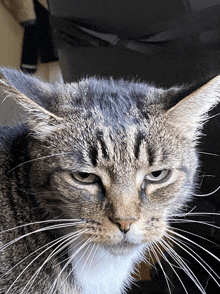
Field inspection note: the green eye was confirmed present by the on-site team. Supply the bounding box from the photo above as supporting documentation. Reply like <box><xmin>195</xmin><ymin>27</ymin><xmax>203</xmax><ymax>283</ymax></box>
<box><xmin>72</xmin><ymin>172</ymin><xmax>99</xmax><ymax>184</ymax></box>
<box><xmin>145</xmin><ymin>170</ymin><xmax>170</xmax><ymax>182</ymax></box>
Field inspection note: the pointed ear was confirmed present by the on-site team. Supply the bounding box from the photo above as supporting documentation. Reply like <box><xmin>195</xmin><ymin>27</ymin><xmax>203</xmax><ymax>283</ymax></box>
<box><xmin>165</xmin><ymin>76</ymin><xmax>220</xmax><ymax>140</ymax></box>
<box><xmin>0</xmin><ymin>68</ymin><xmax>63</xmax><ymax>137</ymax></box>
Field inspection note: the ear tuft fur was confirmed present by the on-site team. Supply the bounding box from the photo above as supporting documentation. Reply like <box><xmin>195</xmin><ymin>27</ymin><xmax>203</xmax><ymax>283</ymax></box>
<box><xmin>165</xmin><ymin>75</ymin><xmax>220</xmax><ymax>140</ymax></box>
<box><xmin>0</xmin><ymin>68</ymin><xmax>63</xmax><ymax>138</ymax></box>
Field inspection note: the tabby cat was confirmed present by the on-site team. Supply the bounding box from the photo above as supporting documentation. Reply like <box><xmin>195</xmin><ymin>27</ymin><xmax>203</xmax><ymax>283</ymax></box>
<box><xmin>0</xmin><ymin>68</ymin><xmax>219</xmax><ymax>294</ymax></box>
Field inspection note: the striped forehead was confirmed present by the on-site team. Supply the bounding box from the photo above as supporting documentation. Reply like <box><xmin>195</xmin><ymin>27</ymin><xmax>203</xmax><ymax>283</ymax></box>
<box><xmin>86</xmin><ymin>127</ymin><xmax>159</xmax><ymax>168</ymax></box>
<box><xmin>71</xmin><ymin>101</ymin><xmax>171</xmax><ymax>169</ymax></box>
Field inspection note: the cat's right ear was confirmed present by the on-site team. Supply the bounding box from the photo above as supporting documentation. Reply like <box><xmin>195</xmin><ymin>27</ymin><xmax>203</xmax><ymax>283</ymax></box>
<box><xmin>0</xmin><ymin>68</ymin><xmax>63</xmax><ymax>137</ymax></box>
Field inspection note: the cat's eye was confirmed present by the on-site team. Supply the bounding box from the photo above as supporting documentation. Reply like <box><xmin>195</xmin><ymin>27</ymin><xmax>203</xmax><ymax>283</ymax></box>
<box><xmin>145</xmin><ymin>170</ymin><xmax>170</xmax><ymax>182</ymax></box>
<box><xmin>71</xmin><ymin>172</ymin><xmax>99</xmax><ymax>184</ymax></box>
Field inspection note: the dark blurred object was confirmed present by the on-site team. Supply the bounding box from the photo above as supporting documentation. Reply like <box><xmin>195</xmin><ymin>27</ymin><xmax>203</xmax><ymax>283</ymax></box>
<box><xmin>47</xmin><ymin>0</ymin><xmax>220</xmax><ymax>86</ymax></box>
<box><xmin>20</xmin><ymin>0</ymin><xmax>58</xmax><ymax>73</ymax></box>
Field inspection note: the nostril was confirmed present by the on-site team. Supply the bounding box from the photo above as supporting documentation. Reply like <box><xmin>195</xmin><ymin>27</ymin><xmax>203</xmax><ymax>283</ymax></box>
<box><xmin>109</xmin><ymin>217</ymin><xmax>135</xmax><ymax>234</ymax></box>
<box><xmin>116</xmin><ymin>220</ymin><xmax>134</xmax><ymax>233</ymax></box>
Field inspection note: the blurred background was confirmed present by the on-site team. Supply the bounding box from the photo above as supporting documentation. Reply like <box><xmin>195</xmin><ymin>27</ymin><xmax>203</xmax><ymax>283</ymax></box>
<box><xmin>0</xmin><ymin>0</ymin><xmax>62</xmax><ymax>126</ymax></box>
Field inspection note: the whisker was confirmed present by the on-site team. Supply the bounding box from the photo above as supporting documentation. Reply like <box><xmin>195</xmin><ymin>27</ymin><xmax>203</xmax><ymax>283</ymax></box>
<box><xmin>204</xmin><ymin>274</ymin><xmax>211</xmax><ymax>291</ymax></box>
<box><xmin>154</xmin><ymin>241</ymin><xmax>189</xmax><ymax>294</ymax></box>
<box><xmin>77</xmin><ymin>241</ymin><xmax>96</xmax><ymax>279</ymax></box>
<box><xmin>79</xmin><ymin>241</ymin><xmax>96</xmax><ymax>276</ymax></box>
<box><xmin>165</xmin><ymin>232</ymin><xmax>220</xmax><ymax>287</ymax></box>
<box><xmin>168</xmin><ymin>218</ymin><xmax>220</xmax><ymax>232</ymax></box>
<box><xmin>141</xmin><ymin>246</ymin><xmax>154</xmax><ymax>269</ymax></box>
<box><xmin>169</xmin><ymin>226</ymin><xmax>220</xmax><ymax>248</ymax></box>
<box><xmin>87</xmin><ymin>242</ymin><xmax>100</xmax><ymax>271</ymax></box>
<box><xmin>160</xmin><ymin>238</ymin><xmax>206</xmax><ymax>293</ymax></box>
<box><xmin>0</xmin><ymin>231</ymin><xmax>73</xmax><ymax>282</ymax></box>
<box><xmin>172</xmin><ymin>212</ymin><xmax>220</xmax><ymax>217</ymax></box>
<box><xmin>198</xmin><ymin>151</ymin><xmax>220</xmax><ymax>157</ymax></box>
<box><xmin>206</xmin><ymin>112</ymin><xmax>220</xmax><ymax>120</ymax></box>
<box><xmin>0</xmin><ymin>222</ymin><xmax>83</xmax><ymax>252</ymax></box>
<box><xmin>8</xmin><ymin>152</ymin><xmax>72</xmax><ymax>172</ymax></box>
<box><xmin>0</xmin><ymin>219</ymin><xmax>83</xmax><ymax>234</ymax></box>
<box><xmin>166</xmin><ymin>228</ymin><xmax>220</xmax><ymax>263</ymax></box>
<box><xmin>149</xmin><ymin>243</ymin><xmax>173</xmax><ymax>294</ymax></box>
<box><xmin>192</xmin><ymin>185</ymin><xmax>220</xmax><ymax>197</ymax></box>
<box><xmin>5</xmin><ymin>229</ymin><xmax>88</xmax><ymax>294</ymax></box>
<box><xmin>47</xmin><ymin>237</ymin><xmax>89</xmax><ymax>294</ymax></box>
<box><xmin>20</xmin><ymin>230</ymin><xmax>89</xmax><ymax>294</ymax></box>
<box><xmin>91</xmin><ymin>242</ymin><xmax>111</xmax><ymax>270</ymax></box>
<box><xmin>49</xmin><ymin>236</ymin><xmax>96</xmax><ymax>294</ymax></box>
<box><xmin>200</xmin><ymin>174</ymin><xmax>216</xmax><ymax>178</ymax></box>
<box><xmin>67</xmin><ymin>236</ymin><xmax>96</xmax><ymax>273</ymax></box>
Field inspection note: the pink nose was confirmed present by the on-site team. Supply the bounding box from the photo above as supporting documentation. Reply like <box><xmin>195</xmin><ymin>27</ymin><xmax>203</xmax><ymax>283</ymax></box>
<box><xmin>115</xmin><ymin>219</ymin><xmax>135</xmax><ymax>233</ymax></box>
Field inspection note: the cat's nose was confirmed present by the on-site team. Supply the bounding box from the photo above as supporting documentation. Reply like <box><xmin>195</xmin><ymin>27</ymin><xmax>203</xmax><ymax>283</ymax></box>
<box><xmin>110</xmin><ymin>218</ymin><xmax>136</xmax><ymax>233</ymax></box>
<box><xmin>117</xmin><ymin>220</ymin><xmax>134</xmax><ymax>233</ymax></box>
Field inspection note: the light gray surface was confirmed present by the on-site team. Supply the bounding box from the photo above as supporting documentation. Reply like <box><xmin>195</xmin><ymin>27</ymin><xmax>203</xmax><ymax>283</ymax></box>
<box><xmin>0</xmin><ymin>88</ymin><xmax>25</xmax><ymax>126</ymax></box>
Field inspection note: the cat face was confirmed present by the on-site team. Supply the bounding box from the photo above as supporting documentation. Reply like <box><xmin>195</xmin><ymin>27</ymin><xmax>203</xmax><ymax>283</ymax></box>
<box><xmin>0</xmin><ymin>69</ymin><xmax>219</xmax><ymax>258</ymax></box>
<box><xmin>35</xmin><ymin>108</ymin><xmax>195</xmax><ymax>255</ymax></box>
<box><xmin>1</xmin><ymin>69</ymin><xmax>219</xmax><ymax>258</ymax></box>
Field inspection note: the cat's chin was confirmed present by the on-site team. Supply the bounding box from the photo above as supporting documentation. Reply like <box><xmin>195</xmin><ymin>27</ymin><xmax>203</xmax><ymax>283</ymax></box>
<box><xmin>103</xmin><ymin>240</ymin><xmax>142</xmax><ymax>256</ymax></box>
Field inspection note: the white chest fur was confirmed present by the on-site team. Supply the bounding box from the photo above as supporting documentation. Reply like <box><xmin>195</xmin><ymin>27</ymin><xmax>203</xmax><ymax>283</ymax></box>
<box><xmin>70</xmin><ymin>243</ymin><xmax>145</xmax><ymax>294</ymax></box>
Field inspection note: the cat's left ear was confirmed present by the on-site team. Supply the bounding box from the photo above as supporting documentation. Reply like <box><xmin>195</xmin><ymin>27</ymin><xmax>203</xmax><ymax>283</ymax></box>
<box><xmin>0</xmin><ymin>68</ymin><xmax>63</xmax><ymax>137</ymax></box>
<box><xmin>165</xmin><ymin>76</ymin><xmax>220</xmax><ymax>140</ymax></box>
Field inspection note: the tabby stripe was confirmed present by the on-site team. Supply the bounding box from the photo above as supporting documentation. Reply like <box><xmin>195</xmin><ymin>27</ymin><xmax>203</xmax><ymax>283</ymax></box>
<box><xmin>96</xmin><ymin>131</ymin><xmax>109</xmax><ymax>159</ymax></box>
<box><xmin>147</xmin><ymin>145</ymin><xmax>156</xmax><ymax>166</ymax></box>
<box><xmin>89</xmin><ymin>146</ymin><xmax>98</xmax><ymax>167</ymax></box>
<box><xmin>134</xmin><ymin>131</ymin><xmax>145</xmax><ymax>159</ymax></box>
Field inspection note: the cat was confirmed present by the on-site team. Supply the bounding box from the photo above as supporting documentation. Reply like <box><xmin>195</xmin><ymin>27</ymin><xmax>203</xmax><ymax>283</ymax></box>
<box><xmin>0</xmin><ymin>68</ymin><xmax>219</xmax><ymax>294</ymax></box>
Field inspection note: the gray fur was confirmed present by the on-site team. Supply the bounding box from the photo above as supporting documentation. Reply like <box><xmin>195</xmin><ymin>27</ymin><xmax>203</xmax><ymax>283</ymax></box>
<box><xmin>0</xmin><ymin>68</ymin><xmax>219</xmax><ymax>294</ymax></box>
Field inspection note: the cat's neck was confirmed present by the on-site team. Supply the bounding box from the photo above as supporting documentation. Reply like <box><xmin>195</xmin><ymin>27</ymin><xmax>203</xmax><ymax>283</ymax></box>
<box><xmin>70</xmin><ymin>242</ymin><xmax>145</xmax><ymax>294</ymax></box>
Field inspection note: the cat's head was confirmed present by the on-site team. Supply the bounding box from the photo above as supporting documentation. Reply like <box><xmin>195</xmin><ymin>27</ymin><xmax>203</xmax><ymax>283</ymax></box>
<box><xmin>0</xmin><ymin>68</ymin><xmax>219</xmax><ymax>255</ymax></box>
